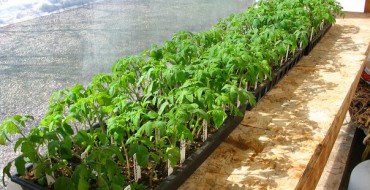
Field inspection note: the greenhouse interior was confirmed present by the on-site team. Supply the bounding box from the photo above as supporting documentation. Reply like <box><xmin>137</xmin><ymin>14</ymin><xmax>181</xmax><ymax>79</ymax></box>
<box><xmin>0</xmin><ymin>0</ymin><xmax>369</xmax><ymax>189</ymax></box>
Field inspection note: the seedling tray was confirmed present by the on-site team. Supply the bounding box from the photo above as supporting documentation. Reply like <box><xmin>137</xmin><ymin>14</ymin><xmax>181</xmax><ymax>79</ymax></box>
<box><xmin>156</xmin><ymin>104</ymin><xmax>248</xmax><ymax>190</ymax></box>
<box><xmin>157</xmin><ymin>48</ymin><xmax>305</xmax><ymax>189</ymax></box>
<box><xmin>258</xmin><ymin>48</ymin><xmax>304</xmax><ymax>99</ymax></box>
<box><xmin>9</xmin><ymin>34</ymin><xmax>323</xmax><ymax>190</ymax></box>
<box><xmin>10</xmin><ymin>105</ymin><xmax>248</xmax><ymax>190</ymax></box>
<box><xmin>304</xmin><ymin>23</ymin><xmax>332</xmax><ymax>55</ymax></box>
<box><xmin>11</xmin><ymin>172</ymin><xmax>44</xmax><ymax>190</ymax></box>
<box><xmin>10</xmin><ymin>48</ymin><xmax>307</xmax><ymax>190</ymax></box>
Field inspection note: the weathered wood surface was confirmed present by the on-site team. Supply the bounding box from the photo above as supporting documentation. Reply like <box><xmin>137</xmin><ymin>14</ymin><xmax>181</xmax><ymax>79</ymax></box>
<box><xmin>365</xmin><ymin>0</ymin><xmax>370</xmax><ymax>13</ymax></box>
<box><xmin>316</xmin><ymin>112</ymin><xmax>354</xmax><ymax>190</ymax></box>
<box><xmin>179</xmin><ymin>12</ymin><xmax>370</xmax><ymax>190</ymax></box>
<box><xmin>296</xmin><ymin>45</ymin><xmax>369</xmax><ymax>190</ymax></box>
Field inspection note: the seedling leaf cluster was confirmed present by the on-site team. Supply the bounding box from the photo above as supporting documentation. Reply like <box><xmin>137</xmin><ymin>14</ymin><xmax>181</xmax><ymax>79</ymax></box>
<box><xmin>0</xmin><ymin>0</ymin><xmax>342</xmax><ymax>189</ymax></box>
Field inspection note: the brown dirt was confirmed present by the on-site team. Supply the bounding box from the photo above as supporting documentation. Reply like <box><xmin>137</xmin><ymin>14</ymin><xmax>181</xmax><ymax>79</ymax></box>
<box><xmin>350</xmin><ymin>80</ymin><xmax>370</xmax><ymax>129</ymax></box>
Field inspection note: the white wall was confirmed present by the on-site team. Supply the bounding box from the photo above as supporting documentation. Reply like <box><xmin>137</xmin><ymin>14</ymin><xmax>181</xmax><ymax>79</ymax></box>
<box><xmin>337</xmin><ymin>0</ymin><xmax>365</xmax><ymax>12</ymax></box>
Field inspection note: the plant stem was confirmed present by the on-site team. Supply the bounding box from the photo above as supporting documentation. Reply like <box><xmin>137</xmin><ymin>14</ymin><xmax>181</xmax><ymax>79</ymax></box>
<box><xmin>87</xmin><ymin>119</ymin><xmax>94</xmax><ymax>133</ymax></box>
<box><xmin>149</xmin><ymin>165</ymin><xmax>154</xmax><ymax>188</ymax></box>
<box><xmin>122</xmin><ymin>140</ymin><xmax>131</xmax><ymax>180</ymax></box>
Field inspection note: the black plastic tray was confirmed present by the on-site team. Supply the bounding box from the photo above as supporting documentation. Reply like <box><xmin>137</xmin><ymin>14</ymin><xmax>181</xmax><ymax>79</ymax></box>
<box><xmin>11</xmin><ymin>172</ymin><xmax>45</xmax><ymax>190</ymax></box>
<box><xmin>156</xmin><ymin>104</ymin><xmax>248</xmax><ymax>190</ymax></box>
<box><xmin>11</xmin><ymin>105</ymin><xmax>249</xmax><ymax>190</ymax></box>
<box><xmin>304</xmin><ymin>23</ymin><xmax>332</xmax><ymax>55</ymax></box>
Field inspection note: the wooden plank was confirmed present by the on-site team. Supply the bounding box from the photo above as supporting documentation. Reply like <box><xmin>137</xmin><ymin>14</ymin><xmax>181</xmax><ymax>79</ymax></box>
<box><xmin>295</xmin><ymin>45</ymin><xmax>370</xmax><ymax>190</ymax></box>
<box><xmin>365</xmin><ymin>0</ymin><xmax>370</xmax><ymax>13</ymax></box>
<box><xmin>180</xmin><ymin>13</ymin><xmax>370</xmax><ymax>190</ymax></box>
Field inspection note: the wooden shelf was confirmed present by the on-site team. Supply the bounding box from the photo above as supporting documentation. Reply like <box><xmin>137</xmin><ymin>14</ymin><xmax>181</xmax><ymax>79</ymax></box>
<box><xmin>179</xmin><ymin>12</ymin><xmax>370</xmax><ymax>190</ymax></box>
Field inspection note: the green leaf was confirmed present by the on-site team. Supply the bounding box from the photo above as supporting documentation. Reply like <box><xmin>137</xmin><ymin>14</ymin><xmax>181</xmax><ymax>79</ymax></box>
<box><xmin>34</xmin><ymin>162</ymin><xmax>48</xmax><ymax>178</ymax></box>
<box><xmin>54</xmin><ymin>176</ymin><xmax>76</xmax><ymax>190</ymax></box>
<box><xmin>153</xmin><ymin>121</ymin><xmax>166</xmax><ymax>135</ymax></box>
<box><xmin>110</xmin><ymin>145</ymin><xmax>125</xmax><ymax>164</ymax></box>
<box><xmin>97</xmin><ymin>133</ymin><xmax>108</xmax><ymax>145</ymax></box>
<box><xmin>158</xmin><ymin>101</ymin><xmax>169</xmax><ymax>115</ymax></box>
<box><xmin>74</xmin><ymin>130</ymin><xmax>93</xmax><ymax>147</ymax></box>
<box><xmin>37</xmin><ymin>176</ymin><xmax>46</xmax><ymax>187</ymax></box>
<box><xmin>174</xmin><ymin>108</ymin><xmax>188</xmax><ymax>122</ymax></box>
<box><xmin>21</xmin><ymin>142</ymin><xmax>38</xmax><ymax>161</ymax></box>
<box><xmin>111</xmin><ymin>183</ymin><xmax>124</xmax><ymax>190</ymax></box>
<box><xmin>78</xmin><ymin>178</ymin><xmax>90</xmax><ymax>190</ymax></box>
<box><xmin>137</xmin><ymin>145</ymin><xmax>149</xmax><ymax>167</ymax></box>
<box><xmin>106</xmin><ymin>159</ymin><xmax>119</xmax><ymax>180</ymax></box>
<box><xmin>60</xmin><ymin>140</ymin><xmax>72</xmax><ymax>160</ymax></box>
<box><xmin>47</xmin><ymin>140</ymin><xmax>59</xmax><ymax>155</ymax></box>
<box><xmin>109</xmin><ymin>83</ymin><xmax>117</xmax><ymax>97</ymax></box>
<box><xmin>166</xmin><ymin>147</ymin><xmax>180</xmax><ymax>167</ymax></box>
<box><xmin>63</xmin><ymin>123</ymin><xmax>74</xmax><ymax>135</ymax></box>
<box><xmin>2</xmin><ymin>162</ymin><xmax>11</xmax><ymax>186</ymax></box>
<box><xmin>229</xmin><ymin>86</ymin><xmax>238</xmax><ymax>102</ymax></box>
<box><xmin>211</xmin><ymin>109</ymin><xmax>227</xmax><ymax>128</ymax></box>
<box><xmin>150</xmin><ymin>49</ymin><xmax>163</xmax><ymax>60</ymax></box>
<box><xmin>111</xmin><ymin>174</ymin><xmax>126</xmax><ymax>190</ymax></box>
<box><xmin>129</xmin><ymin>142</ymin><xmax>138</xmax><ymax>156</ymax></box>
<box><xmin>196</xmin><ymin>87</ymin><xmax>205</xmax><ymax>99</ymax></box>
<box><xmin>4</xmin><ymin>122</ymin><xmax>20</xmax><ymax>134</ymax></box>
<box><xmin>178</xmin><ymin>125</ymin><xmax>193</xmax><ymax>141</ymax></box>
<box><xmin>142</xmin><ymin>122</ymin><xmax>153</xmax><ymax>136</ymax></box>
<box><xmin>15</xmin><ymin>156</ymin><xmax>26</xmax><ymax>176</ymax></box>
<box><xmin>238</xmin><ymin>90</ymin><xmax>248</xmax><ymax>105</ymax></box>
<box><xmin>133</xmin><ymin>111</ymin><xmax>141</xmax><ymax>128</ymax></box>
<box><xmin>185</xmin><ymin>94</ymin><xmax>194</xmax><ymax>103</ymax></box>
<box><xmin>147</xmin><ymin>111</ymin><xmax>158</xmax><ymax>119</ymax></box>
<box><xmin>0</xmin><ymin>135</ymin><xmax>5</xmax><ymax>145</ymax></box>
<box><xmin>102</xmin><ymin>105</ymin><xmax>114</xmax><ymax>115</ymax></box>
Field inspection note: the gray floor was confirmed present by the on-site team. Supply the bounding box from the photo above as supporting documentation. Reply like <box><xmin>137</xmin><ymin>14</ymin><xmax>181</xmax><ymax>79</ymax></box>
<box><xmin>0</xmin><ymin>0</ymin><xmax>253</xmax><ymax>188</ymax></box>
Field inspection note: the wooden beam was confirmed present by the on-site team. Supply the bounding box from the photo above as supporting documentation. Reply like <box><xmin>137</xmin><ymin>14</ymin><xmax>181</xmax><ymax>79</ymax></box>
<box><xmin>365</xmin><ymin>0</ymin><xmax>370</xmax><ymax>13</ymax></box>
<box><xmin>295</xmin><ymin>45</ymin><xmax>370</xmax><ymax>190</ymax></box>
